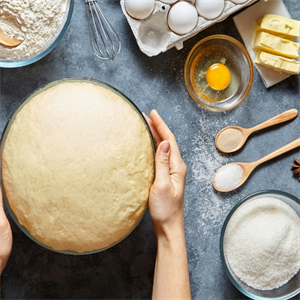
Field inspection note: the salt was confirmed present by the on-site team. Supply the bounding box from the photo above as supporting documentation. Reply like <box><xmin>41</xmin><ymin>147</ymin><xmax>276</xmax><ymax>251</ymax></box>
<box><xmin>225</xmin><ymin>197</ymin><xmax>300</xmax><ymax>290</ymax></box>
<box><xmin>214</xmin><ymin>163</ymin><xmax>243</xmax><ymax>190</ymax></box>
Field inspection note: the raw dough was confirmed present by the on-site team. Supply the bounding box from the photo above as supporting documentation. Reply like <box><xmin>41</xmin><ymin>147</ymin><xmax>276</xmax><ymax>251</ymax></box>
<box><xmin>2</xmin><ymin>81</ymin><xmax>154</xmax><ymax>253</ymax></box>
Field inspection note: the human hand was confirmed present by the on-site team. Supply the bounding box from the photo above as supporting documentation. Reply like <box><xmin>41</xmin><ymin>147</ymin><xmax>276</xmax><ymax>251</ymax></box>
<box><xmin>0</xmin><ymin>188</ymin><xmax>12</xmax><ymax>275</ymax></box>
<box><xmin>143</xmin><ymin>110</ymin><xmax>187</xmax><ymax>239</ymax></box>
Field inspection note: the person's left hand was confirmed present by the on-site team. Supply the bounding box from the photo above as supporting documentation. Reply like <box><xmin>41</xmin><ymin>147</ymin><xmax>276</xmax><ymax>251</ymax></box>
<box><xmin>0</xmin><ymin>189</ymin><xmax>12</xmax><ymax>275</ymax></box>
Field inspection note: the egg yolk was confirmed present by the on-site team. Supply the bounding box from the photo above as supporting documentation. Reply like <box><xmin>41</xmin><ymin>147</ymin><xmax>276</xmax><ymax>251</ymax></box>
<box><xmin>206</xmin><ymin>63</ymin><xmax>231</xmax><ymax>90</ymax></box>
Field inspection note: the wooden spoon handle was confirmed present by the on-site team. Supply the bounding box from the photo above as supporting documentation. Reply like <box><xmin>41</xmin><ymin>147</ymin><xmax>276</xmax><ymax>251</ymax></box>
<box><xmin>250</xmin><ymin>109</ymin><xmax>298</xmax><ymax>133</ymax></box>
<box><xmin>254</xmin><ymin>137</ymin><xmax>300</xmax><ymax>167</ymax></box>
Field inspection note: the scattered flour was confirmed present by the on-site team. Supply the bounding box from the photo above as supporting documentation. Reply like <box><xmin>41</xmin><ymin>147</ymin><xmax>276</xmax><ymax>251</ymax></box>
<box><xmin>0</xmin><ymin>0</ymin><xmax>67</xmax><ymax>59</ymax></box>
<box><xmin>179</xmin><ymin>103</ymin><xmax>236</xmax><ymax>251</ymax></box>
<box><xmin>225</xmin><ymin>197</ymin><xmax>300</xmax><ymax>290</ymax></box>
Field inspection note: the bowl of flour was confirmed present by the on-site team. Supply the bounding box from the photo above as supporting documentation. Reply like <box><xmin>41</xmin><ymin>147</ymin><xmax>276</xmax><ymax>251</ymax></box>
<box><xmin>220</xmin><ymin>190</ymin><xmax>300</xmax><ymax>300</ymax></box>
<box><xmin>0</xmin><ymin>0</ymin><xmax>74</xmax><ymax>68</ymax></box>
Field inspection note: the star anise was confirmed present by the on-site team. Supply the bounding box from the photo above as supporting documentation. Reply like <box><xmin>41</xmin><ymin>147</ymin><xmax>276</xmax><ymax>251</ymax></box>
<box><xmin>291</xmin><ymin>157</ymin><xmax>300</xmax><ymax>181</ymax></box>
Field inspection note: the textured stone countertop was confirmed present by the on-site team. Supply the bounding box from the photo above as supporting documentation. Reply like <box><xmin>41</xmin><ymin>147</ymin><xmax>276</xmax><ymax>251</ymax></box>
<box><xmin>0</xmin><ymin>0</ymin><xmax>299</xmax><ymax>299</ymax></box>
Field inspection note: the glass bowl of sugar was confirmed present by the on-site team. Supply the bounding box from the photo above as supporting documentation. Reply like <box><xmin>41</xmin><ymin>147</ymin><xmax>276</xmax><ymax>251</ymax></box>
<box><xmin>220</xmin><ymin>190</ymin><xmax>300</xmax><ymax>300</ymax></box>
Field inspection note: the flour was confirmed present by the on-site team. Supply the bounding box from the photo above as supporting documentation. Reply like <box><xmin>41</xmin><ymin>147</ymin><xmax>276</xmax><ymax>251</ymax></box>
<box><xmin>225</xmin><ymin>197</ymin><xmax>300</xmax><ymax>290</ymax></box>
<box><xmin>0</xmin><ymin>0</ymin><xmax>67</xmax><ymax>59</ymax></box>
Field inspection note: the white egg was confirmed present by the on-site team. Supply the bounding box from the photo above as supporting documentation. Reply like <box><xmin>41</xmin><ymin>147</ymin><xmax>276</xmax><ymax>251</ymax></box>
<box><xmin>125</xmin><ymin>0</ymin><xmax>156</xmax><ymax>20</ymax></box>
<box><xmin>230</xmin><ymin>0</ymin><xmax>248</xmax><ymax>3</ymax></box>
<box><xmin>196</xmin><ymin>0</ymin><xmax>224</xmax><ymax>20</ymax></box>
<box><xmin>160</xmin><ymin>0</ymin><xmax>178</xmax><ymax>3</ymax></box>
<box><xmin>168</xmin><ymin>1</ymin><xmax>198</xmax><ymax>35</ymax></box>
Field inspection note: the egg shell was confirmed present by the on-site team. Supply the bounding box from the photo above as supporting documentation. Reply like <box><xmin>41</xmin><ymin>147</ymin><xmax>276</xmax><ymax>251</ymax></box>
<box><xmin>196</xmin><ymin>0</ymin><xmax>225</xmax><ymax>20</ymax></box>
<box><xmin>125</xmin><ymin>0</ymin><xmax>156</xmax><ymax>20</ymax></box>
<box><xmin>168</xmin><ymin>2</ymin><xmax>198</xmax><ymax>35</ymax></box>
<box><xmin>230</xmin><ymin>0</ymin><xmax>248</xmax><ymax>3</ymax></box>
<box><xmin>160</xmin><ymin>0</ymin><xmax>178</xmax><ymax>3</ymax></box>
<box><xmin>120</xmin><ymin>0</ymin><xmax>258</xmax><ymax>57</ymax></box>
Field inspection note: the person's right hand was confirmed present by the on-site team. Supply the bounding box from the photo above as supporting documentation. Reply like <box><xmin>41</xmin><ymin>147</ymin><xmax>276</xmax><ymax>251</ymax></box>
<box><xmin>143</xmin><ymin>110</ymin><xmax>187</xmax><ymax>239</ymax></box>
<box><xmin>0</xmin><ymin>188</ymin><xmax>13</xmax><ymax>275</ymax></box>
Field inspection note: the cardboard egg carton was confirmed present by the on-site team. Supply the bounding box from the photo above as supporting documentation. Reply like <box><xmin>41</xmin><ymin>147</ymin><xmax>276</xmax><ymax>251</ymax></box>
<box><xmin>120</xmin><ymin>0</ymin><xmax>258</xmax><ymax>56</ymax></box>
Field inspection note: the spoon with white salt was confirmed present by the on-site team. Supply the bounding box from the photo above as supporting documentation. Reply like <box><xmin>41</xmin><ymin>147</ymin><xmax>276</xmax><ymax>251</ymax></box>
<box><xmin>215</xmin><ymin>109</ymin><xmax>298</xmax><ymax>153</ymax></box>
<box><xmin>213</xmin><ymin>137</ymin><xmax>300</xmax><ymax>192</ymax></box>
<box><xmin>0</xmin><ymin>28</ymin><xmax>23</xmax><ymax>47</ymax></box>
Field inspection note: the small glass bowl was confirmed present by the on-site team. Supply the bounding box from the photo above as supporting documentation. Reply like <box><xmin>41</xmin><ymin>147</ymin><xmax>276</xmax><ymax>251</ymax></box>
<box><xmin>0</xmin><ymin>78</ymin><xmax>155</xmax><ymax>255</ymax></box>
<box><xmin>0</xmin><ymin>0</ymin><xmax>74</xmax><ymax>68</ymax></box>
<box><xmin>220</xmin><ymin>190</ymin><xmax>300</xmax><ymax>300</ymax></box>
<box><xmin>184</xmin><ymin>35</ymin><xmax>254</xmax><ymax>112</ymax></box>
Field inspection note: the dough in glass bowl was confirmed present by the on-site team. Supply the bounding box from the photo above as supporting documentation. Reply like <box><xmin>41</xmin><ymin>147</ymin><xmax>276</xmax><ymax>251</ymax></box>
<box><xmin>2</xmin><ymin>80</ymin><xmax>154</xmax><ymax>253</ymax></box>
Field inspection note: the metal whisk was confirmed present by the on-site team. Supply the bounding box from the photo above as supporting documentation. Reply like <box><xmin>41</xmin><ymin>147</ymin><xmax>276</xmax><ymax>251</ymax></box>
<box><xmin>85</xmin><ymin>0</ymin><xmax>121</xmax><ymax>60</ymax></box>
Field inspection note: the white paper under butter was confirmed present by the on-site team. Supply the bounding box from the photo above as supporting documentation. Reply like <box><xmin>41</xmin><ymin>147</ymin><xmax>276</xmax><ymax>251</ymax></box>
<box><xmin>121</xmin><ymin>0</ymin><xmax>258</xmax><ymax>57</ymax></box>
<box><xmin>233</xmin><ymin>0</ymin><xmax>300</xmax><ymax>88</ymax></box>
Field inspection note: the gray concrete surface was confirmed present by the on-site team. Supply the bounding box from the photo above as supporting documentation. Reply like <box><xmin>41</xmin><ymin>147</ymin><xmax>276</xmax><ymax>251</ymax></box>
<box><xmin>0</xmin><ymin>0</ymin><xmax>299</xmax><ymax>299</ymax></box>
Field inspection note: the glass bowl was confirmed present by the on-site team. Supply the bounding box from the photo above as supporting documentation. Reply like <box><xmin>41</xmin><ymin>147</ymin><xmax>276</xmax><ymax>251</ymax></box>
<box><xmin>184</xmin><ymin>35</ymin><xmax>254</xmax><ymax>112</ymax></box>
<box><xmin>220</xmin><ymin>190</ymin><xmax>300</xmax><ymax>300</ymax></box>
<box><xmin>0</xmin><ymin>0</ymin><xmax>74</xmax><ymax>68</ymax></box>
<box><xmin>0</xmin><ymin>78</ymin><xmax>155</xmax><ymax>255</ymax></box>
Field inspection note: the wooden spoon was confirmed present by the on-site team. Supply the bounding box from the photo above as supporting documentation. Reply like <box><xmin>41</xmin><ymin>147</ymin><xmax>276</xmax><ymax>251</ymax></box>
<box><xmin>215</xmin><ymin>109</ymin><xmax>298</xmax><ymax>153</ymax></box>
<box><xmin>0</xmin><ymin>28</ymin><xmax>23</xmax><ymax>47</ymax></box>
<box><xmin>213</xmin><ymin>137</ymin><xmax>300</xmax><ymax>192</ymax></box>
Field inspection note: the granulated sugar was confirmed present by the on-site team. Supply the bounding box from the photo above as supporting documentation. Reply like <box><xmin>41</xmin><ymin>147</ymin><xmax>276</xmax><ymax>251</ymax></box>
<box><xmin>225</xmin><ymin>197</ymin><xmax>300</xmax><ymax>290</ymax></box>
<box><xmin>0</xmin><ymin>0</ymin><xmax>67</xmax><ymax>59</ymax></box>
<box><xmin>214</xmin><ymin>163</ymin><xmax>243</xmax><ymax>190</ymax></box>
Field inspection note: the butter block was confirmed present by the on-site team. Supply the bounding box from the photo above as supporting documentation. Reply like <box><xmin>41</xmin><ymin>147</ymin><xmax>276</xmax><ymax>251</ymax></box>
<box><xmin>255</xmin><ymin>51</ymin><xmax>300</xmax><ymax>75</ymax></box>
<box><xmin>257</xmin><ymin>14</ymin><xmax>300</xmax><ymax>38</ymax></box>
<box><xmin>253</xmin><ymin>32</ymin><xmax>299</xmax><ymax>59</ymax></box>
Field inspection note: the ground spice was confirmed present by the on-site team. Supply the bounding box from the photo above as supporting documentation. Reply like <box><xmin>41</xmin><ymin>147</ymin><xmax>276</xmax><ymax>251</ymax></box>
<box><xmin>217</xmin><ymin>128</ymin><xmax>243</xmax><ymax>152</ymax></box>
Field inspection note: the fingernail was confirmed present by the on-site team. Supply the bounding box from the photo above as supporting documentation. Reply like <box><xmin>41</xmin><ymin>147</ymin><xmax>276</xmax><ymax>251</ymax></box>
<box><xmin>161</xmin><ymin>141</ymin><xmax>170</xmax><ymax>154</ymax></box>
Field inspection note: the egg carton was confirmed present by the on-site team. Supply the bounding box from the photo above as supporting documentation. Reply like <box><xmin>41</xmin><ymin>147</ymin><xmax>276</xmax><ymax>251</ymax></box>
<box><xmin>120</xmin><ymin>0</ymin><xmax>258</xmax><ymax>57</ymax></box>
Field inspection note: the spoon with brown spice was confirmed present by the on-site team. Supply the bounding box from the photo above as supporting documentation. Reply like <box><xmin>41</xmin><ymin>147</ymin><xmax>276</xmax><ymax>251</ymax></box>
<box><xmin>215</xmin><ymin>109</ymin><xmax>298</xmax><ymax>153</ymax></box>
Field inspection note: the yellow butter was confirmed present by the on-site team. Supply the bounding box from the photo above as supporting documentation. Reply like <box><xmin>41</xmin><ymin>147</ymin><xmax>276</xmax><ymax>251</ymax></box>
<box><xmin>257</xmin><ymin>14</ymin><xmax>300</xmax><ymax>38</ymax></box>
<box><xmin>255</xmin><ymin>51</ymin><xmax>300</xmax><ymax>75</ymax></box>
<box><xmin>253</xmin><ymin>32</ymin><xmax>299</xmax><ymax>59</ymax></box>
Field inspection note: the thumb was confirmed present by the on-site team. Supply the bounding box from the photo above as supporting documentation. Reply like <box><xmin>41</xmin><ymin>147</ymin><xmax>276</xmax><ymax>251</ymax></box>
<box><xmin>0</xmin><ymin>189</ymin><xmax>7</xmax><ymax>223</ymax></box>
<box><xmin>0</xmin><ymin>189</ymin><xmax>4</xmax><ymax>217</ymax></box>
<box><xmin>155</xmin><ymin>141</ymin><xmax>171</xmax><ymax>183</ymax></box>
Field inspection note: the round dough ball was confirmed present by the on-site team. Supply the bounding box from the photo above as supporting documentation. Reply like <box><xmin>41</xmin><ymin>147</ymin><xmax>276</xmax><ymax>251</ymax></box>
<box><xmin>2</xmin><ymin>80</ymin><xmax>154</xmax><ymax>253</ymax></box>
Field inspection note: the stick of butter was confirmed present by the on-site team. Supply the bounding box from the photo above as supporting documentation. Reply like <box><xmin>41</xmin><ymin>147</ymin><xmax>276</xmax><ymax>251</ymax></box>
<box><xmin>253</xmin><ymin>32</ymin><xmax>300</xmax><ymax>59</ymax></box>
<box><xmin>255</xmin><ymin>51</ymin><xmax>300</xmax><ymax>75</ymax></box>
<box><xmin>257</xmin><ymin>14</ymin><xmax>300</xmax><ymax>38</ymax></box>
